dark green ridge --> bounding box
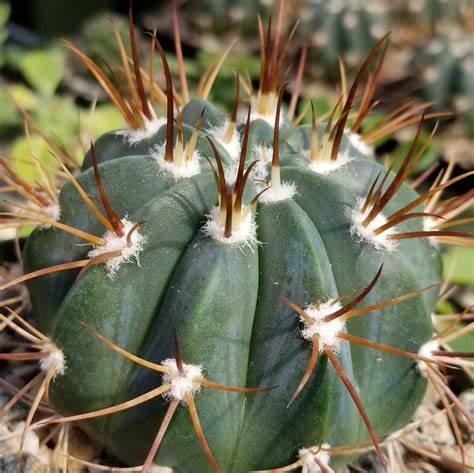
[114,235,259,470]
[181,98,224,131]
[284,162,437,450]
[231,159,439,468]
[282,157,441,307]
[50,172,218,450]
[82,129,163,169]
[25,154,176,332]
[233,198,343,471]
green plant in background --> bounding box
[411,33,474,137]
[174,0,265,35]
[298,0,389,77]
[64,11,146,98]
[72,12,130,64]
[0,43,123,243]
[0,4,135,187]
[0,2,473,472]
[399,0,473,37]
[0,14,127,240]
[25,0,115,37]
[3,44,72,163]
[297,0,473,125]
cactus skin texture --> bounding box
[15,4,459,472]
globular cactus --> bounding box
[187,0,264,34]
[411,33,474,136]
[1,2,473,473]
[400,0,473,37]
[155,0,266,39]
[298,0,389,77]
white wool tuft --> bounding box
[116,116,166,145]
[162,358,203,403]
[37,203,61,229]
[259,181,297,203]
[88,218,147,277]
[417,339,440,377]
[13,422,51,463]
[251,145,273,183]
[44,203,61,222]
[252,160,270,183]
[40,343,66,378]
[250,144,297,202]
[202,207,259,250]
[350,200,398,251]
[423,215,441,248]
[298,445,332,473]
[209,120,241,160]
[223,163,239,187]
[347,131,373,156]
[301,301,345,350]
[151,145,201,179]
[149,467,173,473]
[307,152,352,175]
[423,215,438,231]
[249,109,282,127]
[253,144,273,164]
[150,467,173,473]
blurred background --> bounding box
[0,0,472,470]
[1,0,472,164]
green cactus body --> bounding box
[23,92,442,471]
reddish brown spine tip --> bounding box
[173,329,185,374]
[90,141,124,237]
[323,264,383,322]
[128,2,152,120]
[149,34,174,163]
[272,83,287,169]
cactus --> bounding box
[411,33,474,137]
[149,0,266,45]
[1,2,473,472]
[293,0,390,78]
[400,0,473,37]
[184,0,265,34]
